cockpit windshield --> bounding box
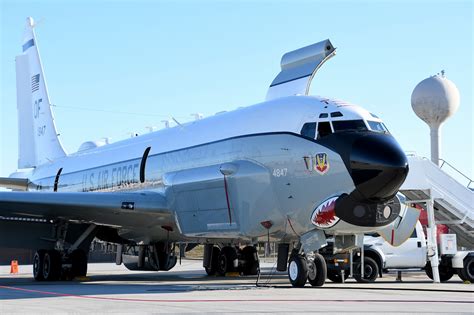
[332,120,368,132]
[367,121,389,133]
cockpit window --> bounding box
[300,122,316,139]
[330,111,343,117]
[319,113,328,118]
[332,120,368,132]
[367,121,389,133]
[317,121,332,139]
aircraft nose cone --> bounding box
[349,133,408,201]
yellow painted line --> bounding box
[225,272,240,277]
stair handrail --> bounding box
[438,158,474,189]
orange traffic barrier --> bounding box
[10,260,19,274]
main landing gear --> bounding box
[32,223,96,281]
[203,245,259,276]
[33,248,88,281]
[288,250,327,287]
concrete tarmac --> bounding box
[0,260,472,314]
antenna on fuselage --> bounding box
[191,113,203,120]
[172,117,183,128]
[161,120,171,128]
[145,126,158,132]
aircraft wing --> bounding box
[0,191,172,228]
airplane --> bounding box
[0,17,409,287]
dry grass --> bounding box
[185,245,205,259]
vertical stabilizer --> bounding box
[16,54,35,168]
[16,17,66,168]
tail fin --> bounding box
[16,17,66,168]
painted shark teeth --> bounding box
[311,196,340,228]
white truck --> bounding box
[323,221,474,283]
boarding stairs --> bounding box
[400,155,474,249]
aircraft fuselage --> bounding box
[19,96,408,245]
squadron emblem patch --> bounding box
[314,153,329,174]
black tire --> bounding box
[327,270,349,283]
[461,257,474,282]
[70,249,88,278]
[241,246,259,276]
[43,250,61,281]
[307,253,327,287]
[354,257,378,283]
[425,261,454,282]
[205,247,221,276]
[217,246,238,276]
[33,250,46,281]
[288,255,308,287]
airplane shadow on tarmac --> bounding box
[0,266,470,301]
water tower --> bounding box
[411,71,460,165]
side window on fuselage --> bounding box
[317,121,332,139]
[300,122,316,139]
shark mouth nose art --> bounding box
[311,196,340,228]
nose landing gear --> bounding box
[288,250,328,287]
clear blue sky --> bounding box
[1,1,473,181]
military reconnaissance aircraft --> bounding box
[0,17,409,287]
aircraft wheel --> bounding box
[327,270,349,283]
[217,246,238,276]
[241,246,259,276]
[288,255,308,287]
[70,249,88,278]
[460,256,474,282]
[354,257,378,283]
[33,250,46,281]
[307,253,327,287]
[205,246,221,276]
[425,261,454,282]
[43,250,61,281]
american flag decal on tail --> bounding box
[31,74,40,93]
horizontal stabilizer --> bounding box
[0,177,31,191]
[377,204,421,247]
